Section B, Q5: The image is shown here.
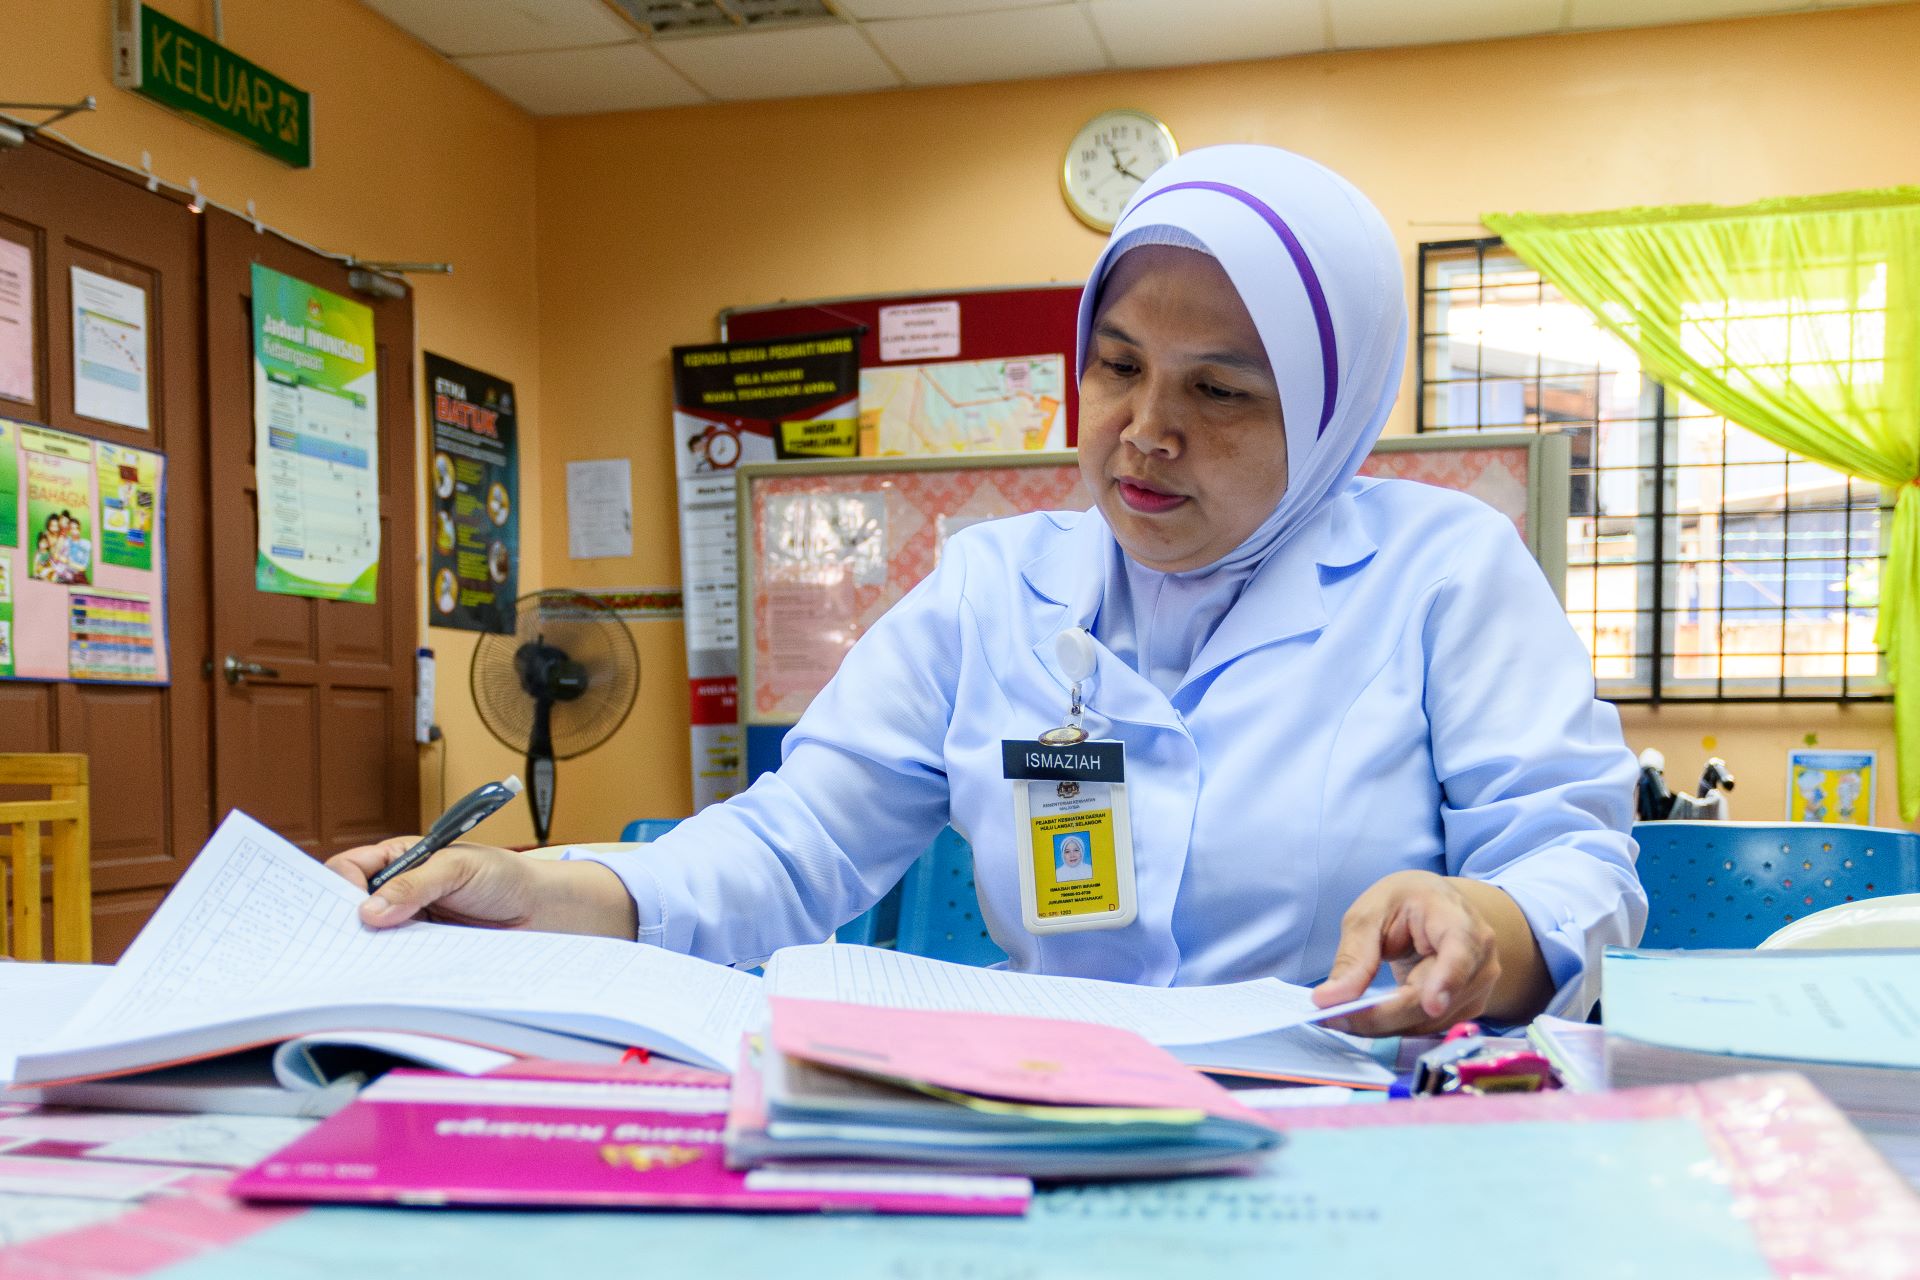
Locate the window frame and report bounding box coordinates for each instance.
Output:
[1415,236,1890,706]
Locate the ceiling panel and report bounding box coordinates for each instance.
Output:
[1089,0,1327,68]
[1330,0,1565,49]
[835,0,1045,18]
[867,7,1109,86]
[1568,0,1808,27]
[360,0,636,57]
[653,24,902,100]
[457,42,704,114]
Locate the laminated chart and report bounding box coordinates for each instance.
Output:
[0,417,169,683]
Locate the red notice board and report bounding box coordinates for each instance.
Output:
[721,285,1085,445]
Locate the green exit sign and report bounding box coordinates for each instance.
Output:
[113,1,312,169]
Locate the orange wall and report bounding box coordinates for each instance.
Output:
[536,3,1919,837]
[2,0,550,844]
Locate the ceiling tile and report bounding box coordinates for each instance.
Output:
[836,0,1044,18]
[866,7,1109,86]
[1088,0,1326,68]
[1330,0,1564,49]
[456,42,705,114]
[361,0,637,57]
[1567,0,1805,28]
[652,24,902,100]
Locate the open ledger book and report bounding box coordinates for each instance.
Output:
[11,811,1388,1092]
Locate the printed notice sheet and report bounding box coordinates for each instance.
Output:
[70,266,150,431]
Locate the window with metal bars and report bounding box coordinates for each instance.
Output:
[1417,237,1891,702]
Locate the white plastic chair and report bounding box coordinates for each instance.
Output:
[1758,893,1920,950]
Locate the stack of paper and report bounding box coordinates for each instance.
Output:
[1601,947,1920,1125]
[231,1070,1031,1215]
[726,998,1283,1178]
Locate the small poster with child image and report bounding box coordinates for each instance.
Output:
[24,425,94,586]
[0,418,168,684]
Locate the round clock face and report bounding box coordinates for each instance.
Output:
[1061,109,1179,233]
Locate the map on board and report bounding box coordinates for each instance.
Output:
[859,355,1067,456]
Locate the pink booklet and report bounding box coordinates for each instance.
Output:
[229,1070,1030,1216]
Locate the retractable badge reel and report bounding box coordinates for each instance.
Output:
[1003,628,1137,934]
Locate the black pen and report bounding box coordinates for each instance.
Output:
[368,775,524,894]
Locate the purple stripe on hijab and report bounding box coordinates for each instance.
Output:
[1130,180,1340,439]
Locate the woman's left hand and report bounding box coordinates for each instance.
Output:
[1309,870,1508,1037]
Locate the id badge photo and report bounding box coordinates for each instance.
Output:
[1003,739,1137,934]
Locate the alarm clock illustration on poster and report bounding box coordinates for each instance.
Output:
[694,424,743,471]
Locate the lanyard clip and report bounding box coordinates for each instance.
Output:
[1038,628,1096,746]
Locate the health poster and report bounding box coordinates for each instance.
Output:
[0,418,169,684]
[425,352,517,634]
[24,425,94,587]
[1787,750,1875,825]
[669,329,859,811]
[97,442,160,571]
[251,264,380,603]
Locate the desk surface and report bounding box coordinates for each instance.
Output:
[2,1075,1915,1280]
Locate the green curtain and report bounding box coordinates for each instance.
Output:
[1483,189,1920,820]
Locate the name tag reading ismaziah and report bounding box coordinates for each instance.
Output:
[1001,740,1126,784]
[1002,739,1136,934]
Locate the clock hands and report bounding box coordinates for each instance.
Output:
[1105,142,1146,183]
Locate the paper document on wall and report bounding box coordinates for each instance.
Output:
[762,944,1387,1047]
[566,458,632,559]
[16,812,766,1080]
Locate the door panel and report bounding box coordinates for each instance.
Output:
[204,210,418,859]
[0,138,211,957]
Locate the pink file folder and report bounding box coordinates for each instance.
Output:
[769,997,1272,1125]
[229,1070,1029,1216]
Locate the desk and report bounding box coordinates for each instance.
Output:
[1,1075,1914,1279]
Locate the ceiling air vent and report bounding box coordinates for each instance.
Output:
[608,0,842,38]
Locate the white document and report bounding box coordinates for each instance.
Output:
[566,458,633,559]
[69,266,150,430]
[83,1114,318,1169]
[0,238,32,403]
[17,812,766,1080]
[0,963,111,1082]
[763,944,1388,1047]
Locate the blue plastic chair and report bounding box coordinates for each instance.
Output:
[618,819,685,843]
[894,828,1008,968]
[1633,821,1920,950]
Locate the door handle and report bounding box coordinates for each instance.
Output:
[222,655,282,685]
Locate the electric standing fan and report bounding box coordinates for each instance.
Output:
[471,589,640,842]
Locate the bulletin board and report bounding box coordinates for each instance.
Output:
[721,284,1085,447]
[0,416,170,684]
[738,453,1088,724]
[737,430,1568,725]
[1361,430,1569,596]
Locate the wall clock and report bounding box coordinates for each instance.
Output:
[1061,109,1179,233]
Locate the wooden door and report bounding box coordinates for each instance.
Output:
[203,210,419,858]
[0,137,211,958]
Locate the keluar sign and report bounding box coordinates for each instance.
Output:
[113,0,313,169]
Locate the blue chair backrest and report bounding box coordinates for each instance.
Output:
[619,818,684,843]
[895,827,1008,968]
[1633,821,1920,949]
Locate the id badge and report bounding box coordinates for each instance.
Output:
[1003,740,1137,934]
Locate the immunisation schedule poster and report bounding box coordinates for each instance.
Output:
[0,417,169,683]
[251,264,380,603]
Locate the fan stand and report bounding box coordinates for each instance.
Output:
[527,694,557,844]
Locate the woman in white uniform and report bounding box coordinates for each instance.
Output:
[333,145,1645,1035]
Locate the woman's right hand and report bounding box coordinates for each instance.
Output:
[326,838,637,938]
